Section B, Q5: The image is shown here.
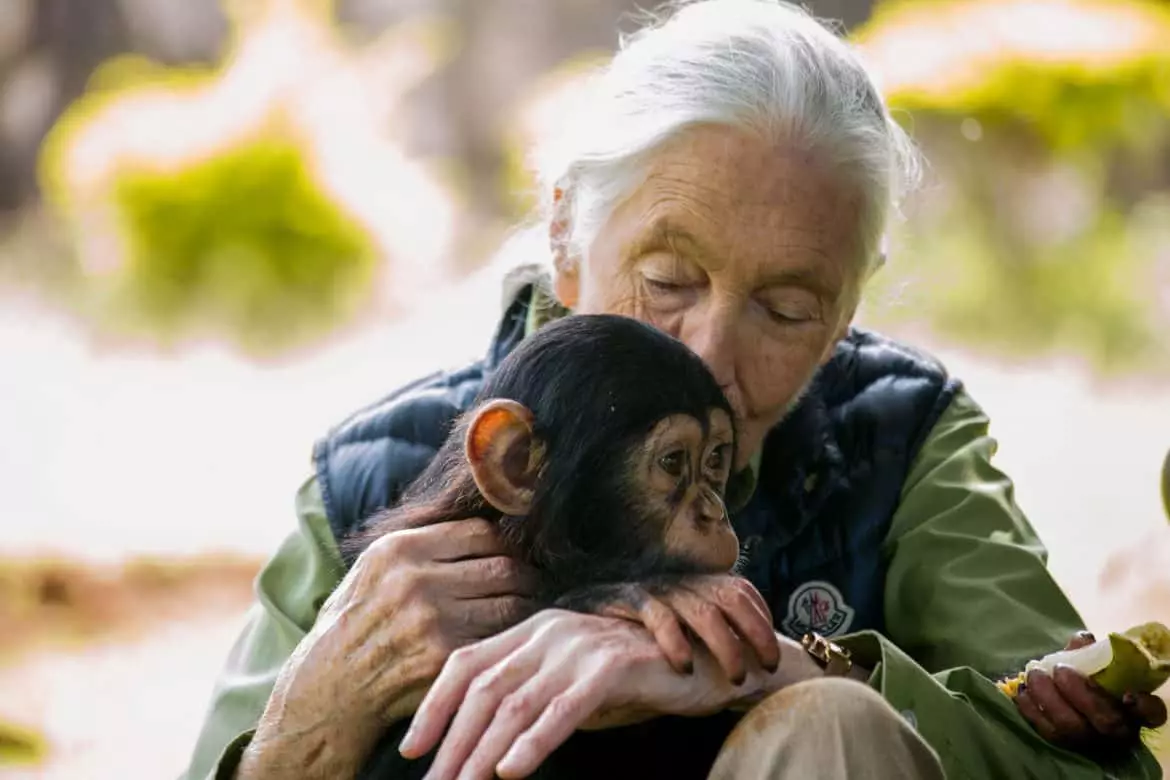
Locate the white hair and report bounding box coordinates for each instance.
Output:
[533,0,920,282]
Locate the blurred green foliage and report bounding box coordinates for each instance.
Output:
[37,47,378,355]
[0,721,47,767]
[855,0,1170,374]
[106,130,377,352]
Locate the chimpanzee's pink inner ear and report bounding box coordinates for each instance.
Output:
[465,399,540,516]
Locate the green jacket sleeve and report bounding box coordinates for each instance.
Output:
[182,476,344,780]
[836,389,1161,779]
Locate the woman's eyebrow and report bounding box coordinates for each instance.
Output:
[626,218,713,261]
[759,266,840,299]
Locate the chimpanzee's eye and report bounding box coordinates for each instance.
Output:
[658,450,686,477]
[705,444,730,473]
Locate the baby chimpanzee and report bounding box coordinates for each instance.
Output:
[346,313,770,779]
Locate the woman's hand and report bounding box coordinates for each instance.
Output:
[399,609,818,780]
[1015,632,1168,758]
[238,518,538,779]
[555,574,781,683]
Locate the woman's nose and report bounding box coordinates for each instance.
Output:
[683,306,743,412]
[684,308,736,386]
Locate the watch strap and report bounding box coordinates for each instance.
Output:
[801,632,853,677]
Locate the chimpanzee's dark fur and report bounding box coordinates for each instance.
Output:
[347,313,738,780]
[344,313,734,603]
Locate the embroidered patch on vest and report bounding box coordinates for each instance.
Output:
[780,580,856,638]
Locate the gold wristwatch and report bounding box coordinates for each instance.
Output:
[801,632,853,677]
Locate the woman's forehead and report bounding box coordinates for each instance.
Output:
[612,125,861,287]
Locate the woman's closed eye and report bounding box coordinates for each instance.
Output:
[757,293,822,325]
[767,307,816,324]
[644,276,686,293]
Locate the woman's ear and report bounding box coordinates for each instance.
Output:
[550,186,580,309]
[465,399,542,516]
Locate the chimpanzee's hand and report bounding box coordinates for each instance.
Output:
[1015,632,1168,758]
[238,518,538,779]
[555,574,780,684]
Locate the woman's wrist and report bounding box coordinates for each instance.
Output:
[727,634,825,709]
[729,635,874,711]
[238,657,387,780]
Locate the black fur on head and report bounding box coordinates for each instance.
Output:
[343,313,734,601]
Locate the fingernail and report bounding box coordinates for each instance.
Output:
[497,747,524,778]
[1123,693,1136,706]
[731,674,746,686]
[398,726,417,757]
[765,661,779,674]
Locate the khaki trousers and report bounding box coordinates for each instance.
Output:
[707,677,948,779]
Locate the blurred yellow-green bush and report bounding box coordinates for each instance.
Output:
[856,0,1170,374]
[0,720,47,768]
[37,47,378,355]
[104,129,376,350]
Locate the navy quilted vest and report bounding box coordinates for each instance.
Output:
[315,285,960,779]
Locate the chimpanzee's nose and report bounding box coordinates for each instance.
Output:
[698,486,729,525]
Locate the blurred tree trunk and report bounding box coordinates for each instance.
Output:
[0,0,225,214]
[808,0,878,31]
[0,0,132,212]
[404,0,878,240]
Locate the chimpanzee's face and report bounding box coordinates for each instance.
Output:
[627,406,739,572]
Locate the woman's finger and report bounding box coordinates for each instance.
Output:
[496,673,612,779]
[401,622,539,758]
[458,595,539,638]
[420,517,512,561]
[445,556,541,599]
[1051,665,1129,740]
[664,587,745,684]
[455,676,556,780]
[1025,669,1092,745]
[1016,688,1060,743]
[1124,692,1169,729]
[421,646,542,780]
[1062,631,1097,652]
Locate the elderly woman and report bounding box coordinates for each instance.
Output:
[184,2,1166,778]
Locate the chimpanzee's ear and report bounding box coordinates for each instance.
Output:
[465,399,542,516]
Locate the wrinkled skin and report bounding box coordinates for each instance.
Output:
[1014,632,1168,757]
[397,609,823,780]
[554,575,782,683]
[237,124,1164,779]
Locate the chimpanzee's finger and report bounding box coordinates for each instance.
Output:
[1051,665,1129,741]
[586,590,693,675]
[1025,669,1093,745]
[400,620,540,758]
[664,587,746,684]
[710,580,779,673]
[630,597,694,674]
[729,576,772,623]
[495,673,610,779]
[1124,692,1169,729]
